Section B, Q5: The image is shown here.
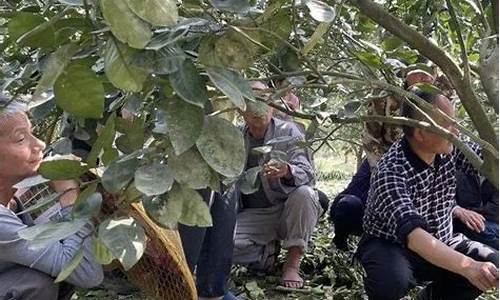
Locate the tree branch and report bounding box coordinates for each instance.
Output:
[351,0,498,151]
[446,0,471,84]
[253,72,499,159]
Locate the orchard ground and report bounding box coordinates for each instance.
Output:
[74,153,498,300]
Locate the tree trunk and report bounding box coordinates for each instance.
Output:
[479,40,499,114]
[351,0,499,188]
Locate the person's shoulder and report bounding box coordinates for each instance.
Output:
[373,141,408,176]
[272,118,302,135]
[0,204,18,219]
[0,205,25,237]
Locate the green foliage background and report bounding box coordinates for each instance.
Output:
[0,0,498,286]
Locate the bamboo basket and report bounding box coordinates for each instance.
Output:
[19,181,197,300]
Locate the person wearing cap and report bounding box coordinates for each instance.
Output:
[404,69,435,90]
[230,82,322,289]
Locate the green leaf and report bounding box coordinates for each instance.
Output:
[270,150,288,163]
[208,170,221,193]
[38,156,89,180]
[19,218,89,249]
[196,116,245,177]
[124,182,144,202]
[54,247,84,283]
[206,67,255,110]
[198,35,224,68]
[98,217,146,270]
[172,184,212,227]
[145,19,200,50]
[33,44,80,102]
[134,163,174,196]
[125,0,178,26]
[131,47,185,75]
[251,145,273,155]
[259,9,292,50]
[87,114,116,168]
[245,281,265,298]
[382,36,403,51]
[391,47,418,64]
[239,166,262,194]
[305,0,335,22]
[215,29,261,69]
[101,157,139,194]
[92,237,115,265]
[142,194,182,229]
[104,39,149,92]
[169,148,212,189]
[114,117,145,154]
[357,15,377,33]
[16,192,62,216]
[169,60,208,108]
[16,13,71,48]
[162,96,204,155]
[72,184,102,219]
[100,0,152,49]
[54,62,105,118]
[7,12,55,48]
[355,51,383,68]
[102,147,119,165]
[413,82,442,95]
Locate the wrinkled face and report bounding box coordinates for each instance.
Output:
[242,107,273,136]
[0,112,46,183]
[417,95,458,155]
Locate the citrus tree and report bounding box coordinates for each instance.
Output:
[0,0,497,276]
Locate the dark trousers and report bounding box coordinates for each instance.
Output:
[454,219,499,250]
[329,195,364,249]
[179,190,237,298]
[357,234,499,300]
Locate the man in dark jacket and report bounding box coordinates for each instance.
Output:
[453,171,498,249]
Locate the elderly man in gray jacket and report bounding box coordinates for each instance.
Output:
[231,91,322,289]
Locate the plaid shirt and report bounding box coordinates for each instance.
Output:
[363,137,481,245]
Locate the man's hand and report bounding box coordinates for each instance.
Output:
[463,260,499,292]
[263,160,292,180]
[50,180,79,208]
[454,206,486,233]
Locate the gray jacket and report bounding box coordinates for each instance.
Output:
[228,118,316,209]
[0,202,104,288]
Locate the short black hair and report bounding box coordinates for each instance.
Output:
[401,87,441,136]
